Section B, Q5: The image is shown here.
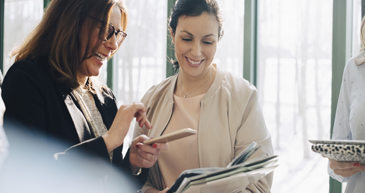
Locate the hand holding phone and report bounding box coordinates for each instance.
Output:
[143,128,197,145]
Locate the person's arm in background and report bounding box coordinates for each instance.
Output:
[327,60,365,181]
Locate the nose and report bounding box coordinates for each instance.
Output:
[104,33,118,51]
[191,41,202,57]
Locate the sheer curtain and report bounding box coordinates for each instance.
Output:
[213,0,244,77]
[3,0,43,75]
[110,0,167,152]
[257,0,333,192]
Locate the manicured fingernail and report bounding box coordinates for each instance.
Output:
[136,144,140,148]
[354,163,360,167]
[152,144,157,148]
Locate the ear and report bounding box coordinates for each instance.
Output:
[170,28,175,44]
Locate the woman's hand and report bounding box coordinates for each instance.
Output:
[159,188,170,193]
[103,102,152,152]
[129,135,169,173]
[145,187,170,193]
[328,157,365,177]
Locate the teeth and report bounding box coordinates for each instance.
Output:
[187,58,203,65]
[95,52,107,62]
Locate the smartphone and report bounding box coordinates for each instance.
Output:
[143,128,197,145]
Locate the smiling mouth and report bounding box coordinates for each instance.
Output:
[186,57,204,65]
[94,52,108,62]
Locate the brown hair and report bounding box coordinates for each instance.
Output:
[169,0,224,40]
[11,0,128,90]
[168,0,224,72]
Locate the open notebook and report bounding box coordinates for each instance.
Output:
[167,142,279,193]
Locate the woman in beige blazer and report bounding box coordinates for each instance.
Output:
[134,0,274,192]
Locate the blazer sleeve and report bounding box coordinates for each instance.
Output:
[2,61,51,149]
[233,83,274,193]
[2,61,147,190]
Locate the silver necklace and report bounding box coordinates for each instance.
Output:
[179,70,211,98]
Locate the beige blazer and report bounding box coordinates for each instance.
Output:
[134,66,274,193]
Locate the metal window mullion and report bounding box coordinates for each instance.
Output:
[330,0,353,193]
[243,0,258,86]
[166,0,175,78]
[361,0,365,20]
[44,0,51,9]
[107,58,114,90]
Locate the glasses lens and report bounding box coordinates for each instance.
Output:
[106,24,114,40]
[116,33,124,44]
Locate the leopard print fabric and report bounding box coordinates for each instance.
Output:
[311,144,365,164]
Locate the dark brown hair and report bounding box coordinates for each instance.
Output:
[168,0,224,72]
[11,0,128,90]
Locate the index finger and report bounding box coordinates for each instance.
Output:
[132,102,147,112]
[151,142,169,150]
[331,160,359,170]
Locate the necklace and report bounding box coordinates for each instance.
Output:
[179,70,211,98]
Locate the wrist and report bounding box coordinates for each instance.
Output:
[102,133,117,152]
[130,165,142,176]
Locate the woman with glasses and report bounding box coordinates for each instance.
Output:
[1,0,167,191]
[133,0,274,192]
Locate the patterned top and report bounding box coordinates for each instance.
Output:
[74,87,112,161]
[329,51,365,193]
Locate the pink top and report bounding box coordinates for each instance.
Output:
[158,94,204,188]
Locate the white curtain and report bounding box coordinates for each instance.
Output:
[111,0,168,152]
[213,0,244,77]
[256,0,361,192]
[3,0,43,74]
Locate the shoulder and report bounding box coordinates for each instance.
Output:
[341,52,365,80]
[7,60,46,73]
[213,69,259,113]
[4,60,50,82]
[3,60,52,89]
[219,70,257,97]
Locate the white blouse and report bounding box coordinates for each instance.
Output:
[0,126,8,170]
[329,51,365,193]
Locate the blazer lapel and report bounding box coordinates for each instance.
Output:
[93,87,118,129]
[65,92,93,142]
[57,84,93,142]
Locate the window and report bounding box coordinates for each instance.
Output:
[213,0,244,77]
[3,0,43,74]
[257,0,333,192]
[109,0,168,151]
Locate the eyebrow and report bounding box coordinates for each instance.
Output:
[181,30,215,38]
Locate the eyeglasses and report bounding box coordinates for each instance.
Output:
[88,16,127,45]
[106,23,127,45]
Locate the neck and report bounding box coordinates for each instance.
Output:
[77,75,88,89]
[177,65,215,98]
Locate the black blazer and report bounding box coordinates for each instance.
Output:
[1,60,147,191]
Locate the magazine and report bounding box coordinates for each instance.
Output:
[167,142,279,193]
